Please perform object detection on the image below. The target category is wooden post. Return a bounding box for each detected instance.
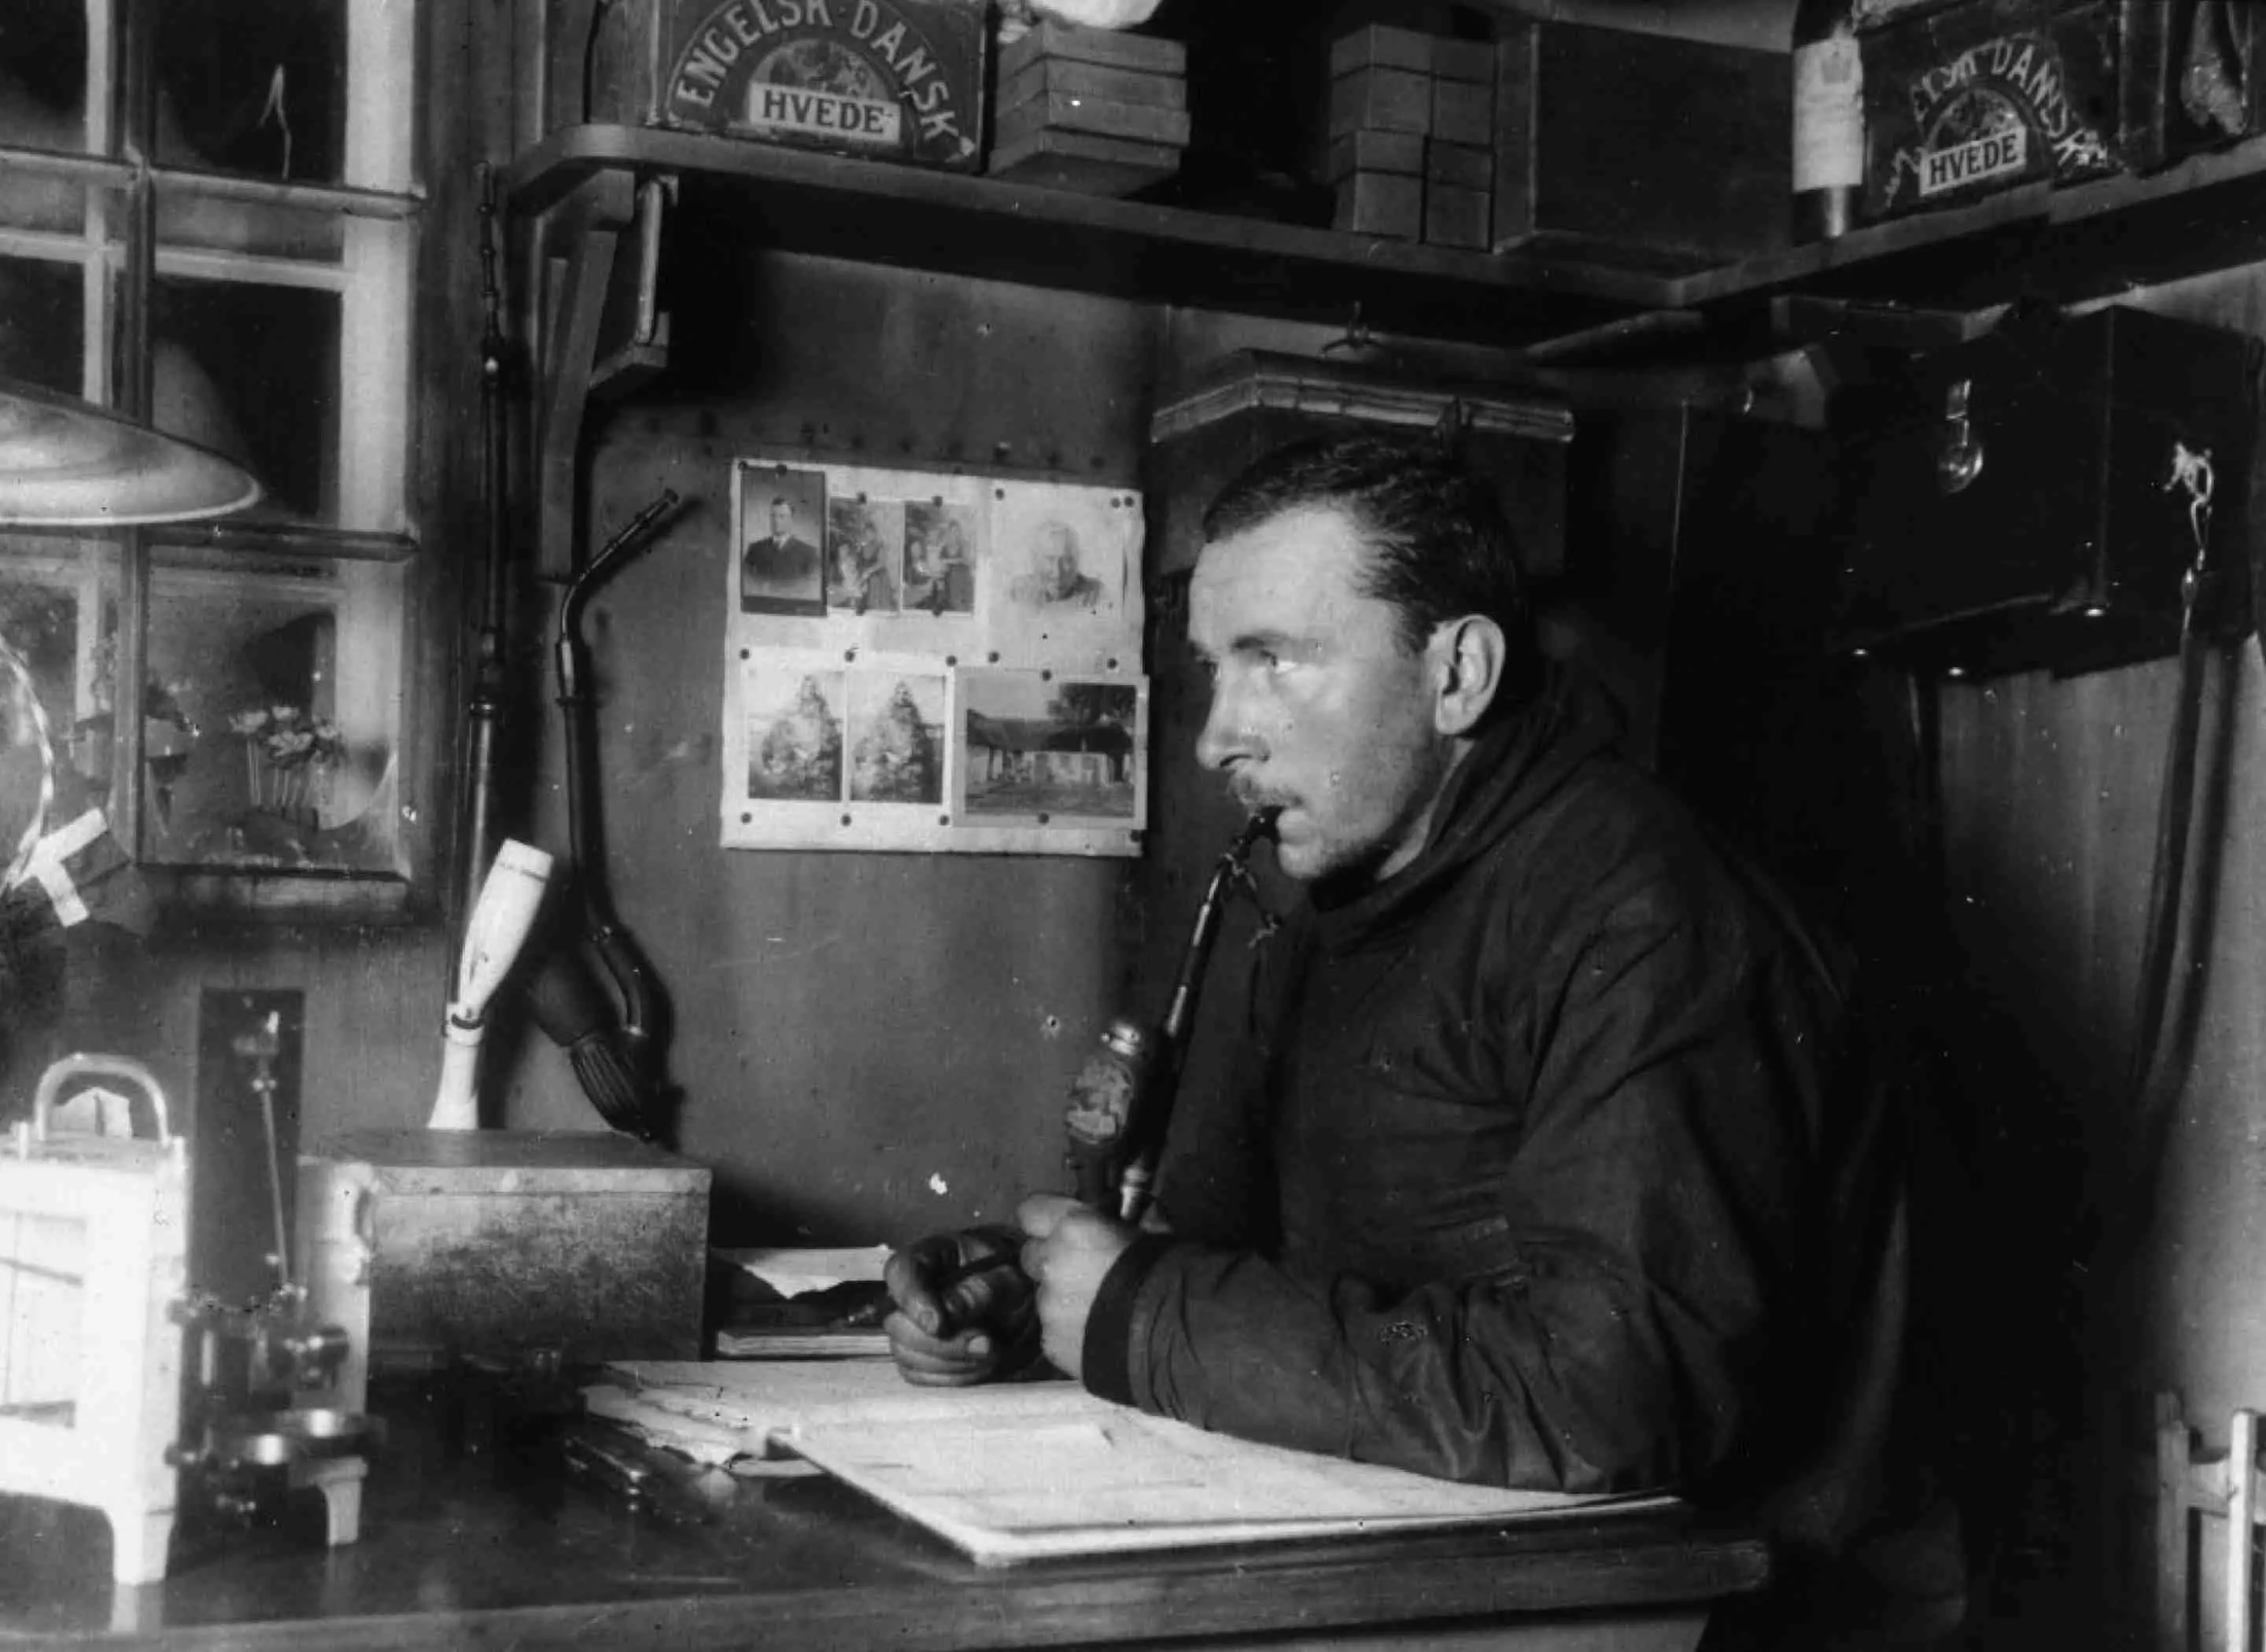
[2160,1392,2191,1652]
[2229,1410,2258,1652]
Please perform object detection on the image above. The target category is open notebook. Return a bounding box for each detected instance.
[600,1359,1677,1565]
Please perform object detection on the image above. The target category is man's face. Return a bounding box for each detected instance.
[1190,504,1451,885]
[769,500,794,540]
[1036,527,1081,599]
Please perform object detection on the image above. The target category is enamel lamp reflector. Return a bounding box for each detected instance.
[0,377,262,526]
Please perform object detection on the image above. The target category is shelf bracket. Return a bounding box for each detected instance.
[530,167,640,582]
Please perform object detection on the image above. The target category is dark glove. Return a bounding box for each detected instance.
[883,1225,1041,1387]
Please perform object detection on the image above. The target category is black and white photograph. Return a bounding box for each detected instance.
[743,662,843,802]
[736,462,828,615]
[985,483,1142,658]
[901,499,978,617]
[958,670,1139,823]
[846,669,946,806]
[825,496,902,615]
[16,7,2201,1643]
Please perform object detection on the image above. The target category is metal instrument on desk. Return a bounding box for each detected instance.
[173,1012,375,1536]
[1065,807,1279,1225]
[0,1042,375,1584]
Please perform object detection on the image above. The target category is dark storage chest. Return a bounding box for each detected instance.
[1836,306,2260,677]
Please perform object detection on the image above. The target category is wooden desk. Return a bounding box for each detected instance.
[0,1383,1770,1650]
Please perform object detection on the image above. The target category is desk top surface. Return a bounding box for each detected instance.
[0,1380,1771,1652]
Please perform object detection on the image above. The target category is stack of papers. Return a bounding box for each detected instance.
[589,1359,1679,1565]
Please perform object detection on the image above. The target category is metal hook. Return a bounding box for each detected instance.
[1321,304,1375,356]
[2166,440,2216,570]
[1936,379,1985,494]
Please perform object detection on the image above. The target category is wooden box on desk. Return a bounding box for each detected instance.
[303,1130,710,1370]
[1490,20,1789,271]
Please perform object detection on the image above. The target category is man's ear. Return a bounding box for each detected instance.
[1429,615,1506,738]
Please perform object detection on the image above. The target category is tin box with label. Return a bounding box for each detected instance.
[1858,0,2137,221]
[558,0,988,172]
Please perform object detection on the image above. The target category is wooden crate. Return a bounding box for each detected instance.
[304,1130,710,1369]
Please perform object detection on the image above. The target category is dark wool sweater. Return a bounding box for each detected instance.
[1083,676,1905,1544]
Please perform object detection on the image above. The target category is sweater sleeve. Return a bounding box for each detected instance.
[1083,882,1853,1495]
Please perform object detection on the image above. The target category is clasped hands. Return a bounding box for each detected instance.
[884,1193,1133,1385]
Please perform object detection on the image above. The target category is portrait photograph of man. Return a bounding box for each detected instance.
[986,485,1139,645]
[738,464,827,614]
[1006,518,1104,613]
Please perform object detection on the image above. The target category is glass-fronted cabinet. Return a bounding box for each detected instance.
[0,0,419,890]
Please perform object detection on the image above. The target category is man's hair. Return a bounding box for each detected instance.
[1201,434,1539,694]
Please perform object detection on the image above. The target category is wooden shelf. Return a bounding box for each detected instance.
[507,122,2266,365]
[1674,133,2266,318]
[503,124,1673,350]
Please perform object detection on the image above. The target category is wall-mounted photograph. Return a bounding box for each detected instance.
[987,486,1141,651]
[960,669,1142,824]
[744,661,844,802]
[826,496,903,616]
[902,499,978,617]
[736,462,828,615]
[847,669,946,806]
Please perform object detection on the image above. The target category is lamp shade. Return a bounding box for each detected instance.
[0,377,261,527]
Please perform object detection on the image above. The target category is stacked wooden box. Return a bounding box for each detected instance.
[987,22,1190,197]
[1326,24,1494,248]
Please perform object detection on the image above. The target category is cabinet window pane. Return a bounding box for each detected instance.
[156,187,347,264]
[0,544,102,806]
[150,276,340,524]
[0,565,86,743]
[0,1,90,154]
[0,259,83,395]
[0,168,92,239]
[157,0,345,186]
[134,559,400,874]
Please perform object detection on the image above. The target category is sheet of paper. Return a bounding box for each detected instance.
[710,1245,891,1298]
[788,1407,1674,1563]
[600,1359,1105,1456]
[602,1359,1677,1562]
